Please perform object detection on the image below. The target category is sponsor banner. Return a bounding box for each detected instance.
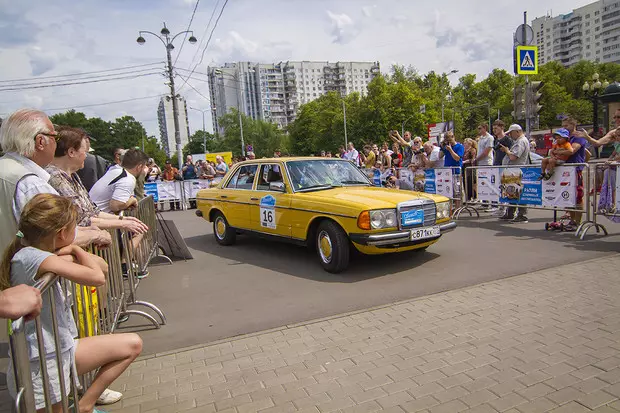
[143,181,183,202]
[183,179,215,199]
[424,169,436,193]
[205,151,233,165]
[433,168,454,199]
[144,183,159,202]
[476,168,501,202]
[474,166,578,208]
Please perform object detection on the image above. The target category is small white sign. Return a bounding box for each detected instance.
[260,194,277,229]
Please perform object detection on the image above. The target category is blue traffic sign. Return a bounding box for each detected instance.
[516,46,538,75]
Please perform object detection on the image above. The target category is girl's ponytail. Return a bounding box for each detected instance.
[0,237,23,290]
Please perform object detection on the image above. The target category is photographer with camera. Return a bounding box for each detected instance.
[438,131,464,171]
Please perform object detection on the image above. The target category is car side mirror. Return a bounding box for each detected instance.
[269,181,286,192]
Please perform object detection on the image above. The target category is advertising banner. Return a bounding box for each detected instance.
[434,168,454,199]
[206,151,233,165]
[144,183,159,202]
[475,166,577,208]
[145,181,182,202]
[183,180,214,199]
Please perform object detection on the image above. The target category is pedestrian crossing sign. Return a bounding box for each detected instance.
[516,46,538,75]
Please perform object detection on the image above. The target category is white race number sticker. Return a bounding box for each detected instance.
[259,195,277,229]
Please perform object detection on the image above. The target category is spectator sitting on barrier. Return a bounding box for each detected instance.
[439,131,464,171]
[0,109,111,256]
[146,158,161,182]
[498,124,531,223]
[0,284,42,321]
[539,128,572,180]
[421,142,441,168]
[162,160,181,211]
[47,126,148,236]
[462,138,478,201]
[1,193,142,413]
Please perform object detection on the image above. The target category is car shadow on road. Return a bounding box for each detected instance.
[184,234,440,282]
[455,216,620,253]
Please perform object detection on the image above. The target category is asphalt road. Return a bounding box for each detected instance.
[126,208,620,355]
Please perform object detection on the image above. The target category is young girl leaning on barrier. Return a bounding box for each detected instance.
[1,193,142,413]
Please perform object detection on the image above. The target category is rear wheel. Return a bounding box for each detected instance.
[213,212,236,246]
[316,221,349,273]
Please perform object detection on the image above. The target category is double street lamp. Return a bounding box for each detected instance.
[136,23,197,169]
[583,73,610,139]
[189,107,209,152]
[214,69,246,157]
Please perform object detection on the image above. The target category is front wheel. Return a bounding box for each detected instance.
[213,212,236,246]
[316,221,349,273]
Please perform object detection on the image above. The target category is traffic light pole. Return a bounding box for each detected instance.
[525,75,530,137]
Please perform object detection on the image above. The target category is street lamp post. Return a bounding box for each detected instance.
[401,115,414,137]
[136,23,197,169]
[441,69,459,122]
[583,73,610,138]
[214,69,246,157]
[342,100,348,147]
[189,107,209,152]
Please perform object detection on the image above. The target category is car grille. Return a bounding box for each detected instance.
[398,200,436,229]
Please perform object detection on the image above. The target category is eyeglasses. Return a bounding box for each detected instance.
[614,115,620,119]
[35,131,60,142]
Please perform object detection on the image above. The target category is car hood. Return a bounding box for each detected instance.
[295,186,448,209]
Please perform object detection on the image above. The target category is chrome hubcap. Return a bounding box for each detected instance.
[215,218,226,239]
[318,230,333,263]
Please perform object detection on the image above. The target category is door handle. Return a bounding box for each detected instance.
[220,195,228,199]
[250,197,259,201]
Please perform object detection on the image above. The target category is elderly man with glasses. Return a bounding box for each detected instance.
[0,109,110,256]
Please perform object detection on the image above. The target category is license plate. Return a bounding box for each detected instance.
[401,209,424,226]
[410,226,440,241]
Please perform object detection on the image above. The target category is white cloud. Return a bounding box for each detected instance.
[326,10,359,44]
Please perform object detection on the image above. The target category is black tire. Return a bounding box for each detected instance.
[213,212,236,246]
[315,220,350,273]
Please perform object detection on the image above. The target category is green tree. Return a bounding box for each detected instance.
[183,130,216,157]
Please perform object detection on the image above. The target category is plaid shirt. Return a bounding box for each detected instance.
[46,164,100,227]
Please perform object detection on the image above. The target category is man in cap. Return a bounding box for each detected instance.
[497,124,531,223]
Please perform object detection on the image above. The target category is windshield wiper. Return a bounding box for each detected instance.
[297,184,340,193]
[340,180,371,185]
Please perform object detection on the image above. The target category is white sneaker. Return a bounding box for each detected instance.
[492,208,505,217]
[97,388,123,405]
[485,207,498,213]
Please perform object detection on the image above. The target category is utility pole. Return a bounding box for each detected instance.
[190,107,209,152]
[136,23,197,169]
[342,99,348,147]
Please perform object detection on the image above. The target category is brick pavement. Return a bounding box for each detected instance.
[102,254,620,413]
[4,254,619,413]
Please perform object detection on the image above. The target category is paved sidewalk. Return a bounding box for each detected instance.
[108,255,620,413]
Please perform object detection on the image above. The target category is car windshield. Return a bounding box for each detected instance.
[286,159,371,192]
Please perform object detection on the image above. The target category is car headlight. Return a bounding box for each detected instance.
[369,209,397,229]
[436,201,450,220]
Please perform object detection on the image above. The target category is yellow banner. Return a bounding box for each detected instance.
[206,152,233,165]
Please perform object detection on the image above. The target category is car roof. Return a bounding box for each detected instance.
[235,157,350,165]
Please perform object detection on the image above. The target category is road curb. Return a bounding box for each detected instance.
[136,252,620,362]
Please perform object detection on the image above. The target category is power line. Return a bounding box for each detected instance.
[0,72,162,92]
[0,62,163,84]
[184,0,221,74]
[176,73,211,102]
[0,68,164,88]
[42,94,163,112]
[178,0,229,92]
[173,0,201,67]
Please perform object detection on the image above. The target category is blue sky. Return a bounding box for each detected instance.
[0,0,594,143]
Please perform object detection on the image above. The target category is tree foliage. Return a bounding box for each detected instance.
[289,62,618,155]
[49,110,167,165]
[183,130,216,157]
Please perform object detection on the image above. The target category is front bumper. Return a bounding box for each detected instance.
[349,221,457,247]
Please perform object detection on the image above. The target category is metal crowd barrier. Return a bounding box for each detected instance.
[146,178,223,211]
[580,161,619,238]
[121,196,168,328]
[361,166,466,217]
[9,273,80,413]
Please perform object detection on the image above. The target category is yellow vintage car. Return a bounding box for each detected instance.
[195,157,456,273]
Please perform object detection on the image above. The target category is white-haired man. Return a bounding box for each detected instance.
[215,155,228,176]
[0,109,111,254]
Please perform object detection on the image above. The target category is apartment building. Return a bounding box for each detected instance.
[157,95,191,156]
[532,0,620,67]
[207,61,380,134]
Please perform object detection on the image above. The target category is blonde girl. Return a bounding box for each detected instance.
[2,193,142,413]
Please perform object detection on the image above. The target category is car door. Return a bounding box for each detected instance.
[249,163,293,238]
[217,164,258,230]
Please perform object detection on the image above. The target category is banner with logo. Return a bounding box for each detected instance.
[475,166,577,208]
[144,181,182,202]
[183,179,215,199]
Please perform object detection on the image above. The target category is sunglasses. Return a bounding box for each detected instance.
[36,131,60,142]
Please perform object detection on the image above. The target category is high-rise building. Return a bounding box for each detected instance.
[532,0,620,67]
[208,61,380,134]
[157,95,191,156]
